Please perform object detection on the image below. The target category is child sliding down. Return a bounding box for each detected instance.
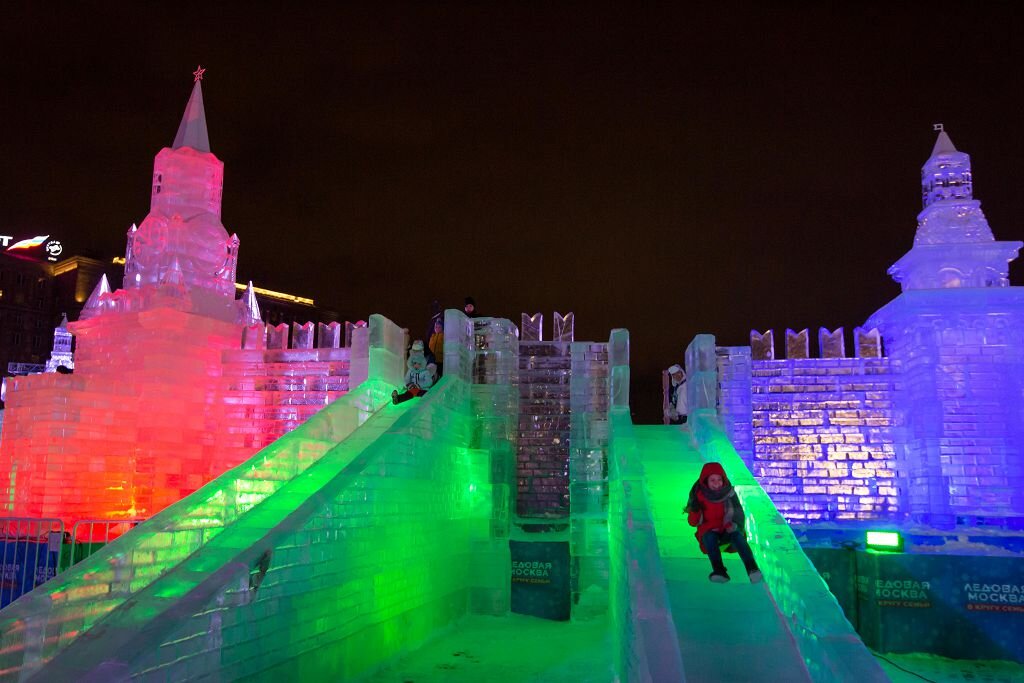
[685,462,763,584]
[392,340,436,405]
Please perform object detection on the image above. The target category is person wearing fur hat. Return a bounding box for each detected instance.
[392,340,437,404]
[665,364,687,425]
[685,462,762,583]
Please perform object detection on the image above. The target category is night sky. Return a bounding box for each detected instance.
[2,5,1023,421]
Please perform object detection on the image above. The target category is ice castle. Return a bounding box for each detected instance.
[0,75,1021,681]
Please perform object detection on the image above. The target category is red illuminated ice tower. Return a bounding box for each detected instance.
[0,72,252,526]
[113,71,240,320]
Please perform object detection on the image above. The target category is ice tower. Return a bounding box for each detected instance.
[888,126,1020,290]
[115,76,240,320]
[0,74,251,526]
[868,126,1024,527]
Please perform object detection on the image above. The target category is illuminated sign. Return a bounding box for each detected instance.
[2,234,65,262]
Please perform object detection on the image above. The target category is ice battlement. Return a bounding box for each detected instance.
[240,320,368,352]
[749,327,884,360]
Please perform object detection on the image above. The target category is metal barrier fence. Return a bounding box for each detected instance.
[0,517,64,608]
[1,517,143,609]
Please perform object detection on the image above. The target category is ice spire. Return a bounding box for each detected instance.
[921,123,972,209]
[80,274,112,319]
[242,281,262,324]
[172,67,211,153]
[930,127,957,157]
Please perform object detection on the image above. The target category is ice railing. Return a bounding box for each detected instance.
[607,329,686,683]
[685,334,888,683]
[0,314,406,681]
[30,351,501,680]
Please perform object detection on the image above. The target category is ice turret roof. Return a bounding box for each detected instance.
[81,274,111,317]
[930,130,957,157]
[172,79,211,153]
[243,281,262,324]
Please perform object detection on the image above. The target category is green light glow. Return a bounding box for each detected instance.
[866,530,903,550]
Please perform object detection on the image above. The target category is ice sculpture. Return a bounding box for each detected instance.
[43,315,74,372]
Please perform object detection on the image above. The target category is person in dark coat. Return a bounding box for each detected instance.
[464,296,479,318]
[685,462,763,583]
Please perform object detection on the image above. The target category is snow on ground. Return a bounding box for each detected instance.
[877,651,1024,683]
[362,613,612,683]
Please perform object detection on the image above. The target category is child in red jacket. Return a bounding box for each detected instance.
[685,462,763,584]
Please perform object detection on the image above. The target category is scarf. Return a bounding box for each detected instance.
[687,481,736,529]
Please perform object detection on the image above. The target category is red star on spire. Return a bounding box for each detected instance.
[193,65,206,82]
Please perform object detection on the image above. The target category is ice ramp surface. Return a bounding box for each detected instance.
[632,425,810,683]
[630,425,888,683]
[1,376,498,682]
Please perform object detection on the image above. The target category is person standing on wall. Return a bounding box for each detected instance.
[664,364,688,425]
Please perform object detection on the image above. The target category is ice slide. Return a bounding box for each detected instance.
[0,372,505,682]
[618,420,889,682]
[634,424,813,682]
[0,311,511,681]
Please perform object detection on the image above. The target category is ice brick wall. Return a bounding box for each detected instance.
[518,341,571,516]
[714,330,901,522]
[220,328,362,450]
[868,289,1024,527]
[569,341,610,617]
[749,357,900,521]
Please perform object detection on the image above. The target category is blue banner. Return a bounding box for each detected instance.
[0,540,60,608]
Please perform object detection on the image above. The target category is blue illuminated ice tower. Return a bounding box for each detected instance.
[868,126,1024,528]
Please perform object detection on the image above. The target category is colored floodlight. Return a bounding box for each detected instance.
[866,530,904,552]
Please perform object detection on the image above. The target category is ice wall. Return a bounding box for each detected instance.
[220,322,364,450]
[569,339,611,617]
